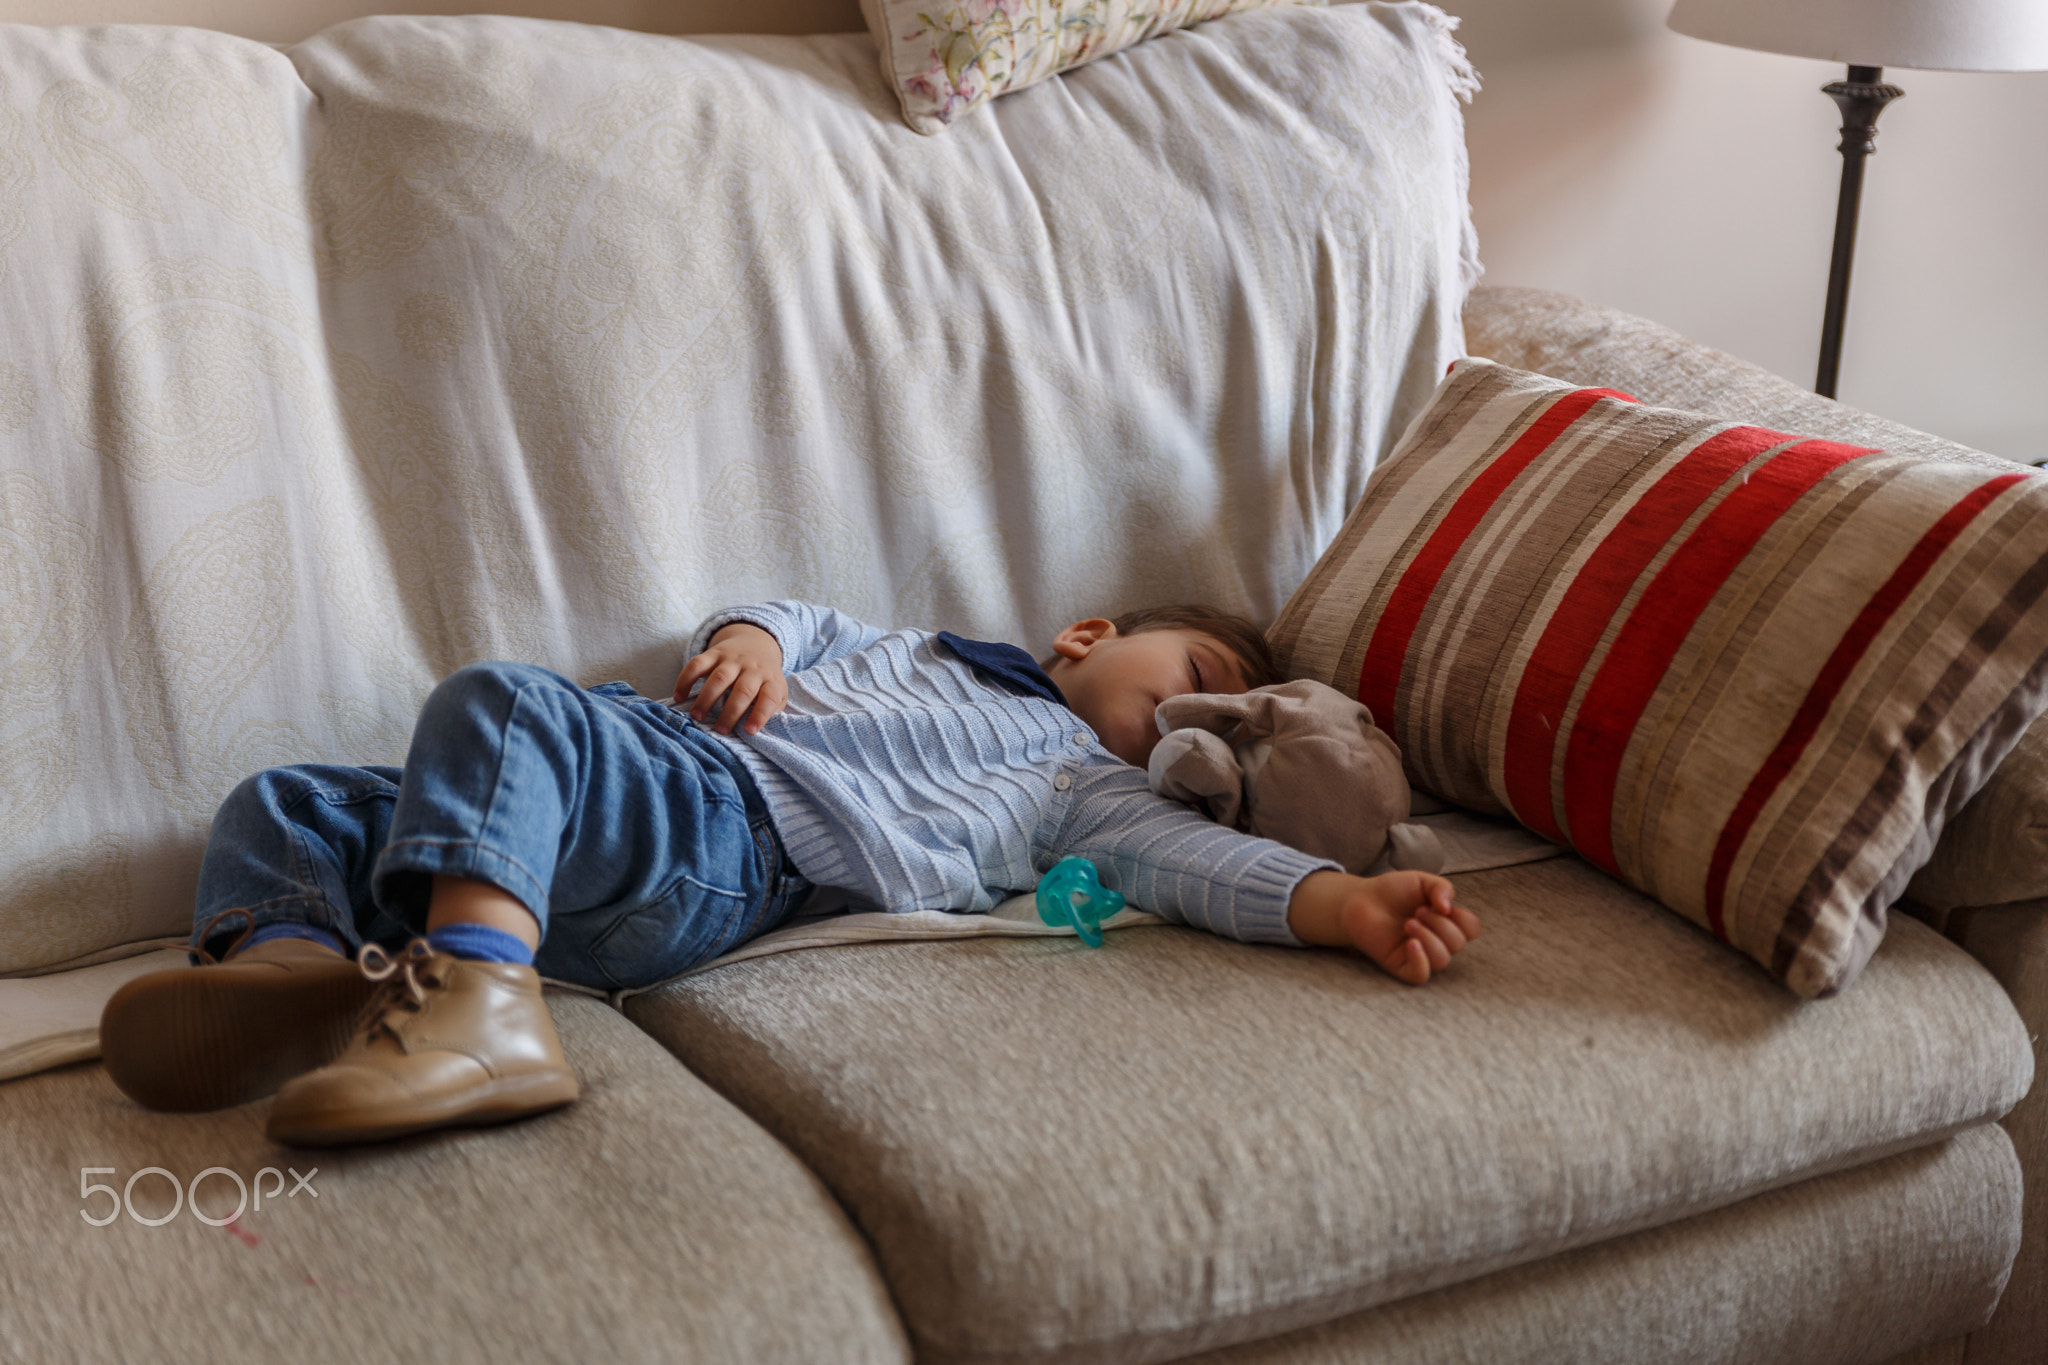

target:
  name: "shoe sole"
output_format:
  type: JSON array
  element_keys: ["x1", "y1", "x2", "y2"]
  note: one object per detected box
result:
[
  {"x1": 100, "y1": 965, "x2": 378, "y2": 1113},
  {"x1": 266, "y1": 1070, "x2": 580, "y2": 1147}
]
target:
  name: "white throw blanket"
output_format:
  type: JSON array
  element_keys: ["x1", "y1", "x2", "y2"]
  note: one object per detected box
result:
[{"x1": 0, "y1": 3, "x2": 1481, "y2": 1078}]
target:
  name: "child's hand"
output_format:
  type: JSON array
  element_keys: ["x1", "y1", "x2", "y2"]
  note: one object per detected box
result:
[
  {"x1": 1285, "y1": 870, "x2": 1480, "y2": 985},
  {"x1": 673, "y1": 623, "x2": 788, "y2": 735}
]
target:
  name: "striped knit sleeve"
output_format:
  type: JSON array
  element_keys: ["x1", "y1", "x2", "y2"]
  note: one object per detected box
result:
[
  {"x1": 687, "y1": 601, "x2": 890, "y2": 674},
  {"x1": 1052, "y1": 764, "x2": 1337, "y2": 948}
]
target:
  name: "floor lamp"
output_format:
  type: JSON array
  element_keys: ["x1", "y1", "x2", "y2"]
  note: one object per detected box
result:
[{"x1": 1666, "y1": 0, "x2": 2048, "y2": 400}]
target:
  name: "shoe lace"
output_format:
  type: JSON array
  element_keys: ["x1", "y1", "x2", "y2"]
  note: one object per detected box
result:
[
  {"x1": 191, "y1": 907, "x2": 258, "y2": 964},
  {"x1": 351, "y1": 938, "x2": 447, "y2": 1042}
]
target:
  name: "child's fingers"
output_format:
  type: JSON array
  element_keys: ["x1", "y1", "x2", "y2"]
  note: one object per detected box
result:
[
  {"x1": 1450, "y1": 904, "x2": 1481, "y2": 941},
  {"x1": 1405, "y1": 918, "x2": 1452, "y2": 971},
  {"x1": 741, "y1": 680, "x2": 785, "y2": 735},
  {"x1": 1416, "y1": 910, "x2": 1467, "y2": 954},
  {"x1": 690, "y1": 661, "x2": 740, "y2": 721},
  {"x1": 715, "y1": 674, "x2": 766, "y2": 734},
  {"x1": 685, "y1": 659, "x2": 731, "y2": 716},
  {"x1": 1397, "y1": 938, "x2": 1431, "y2": 985},
  {"x1": 674, "y1": 649, "x2": 723, "y2": 697}
]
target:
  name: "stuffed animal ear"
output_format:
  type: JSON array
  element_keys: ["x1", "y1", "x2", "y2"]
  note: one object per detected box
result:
[
  {"x1": 1154, "y1": 690, "x2": 1269, "y2": 738},
  {"x1": 1263, "y1": 678, "x2": 1376, "y2": 732},
  {"x1": 1146, "y1": 728, "x2": 1245, "y2": 828}
]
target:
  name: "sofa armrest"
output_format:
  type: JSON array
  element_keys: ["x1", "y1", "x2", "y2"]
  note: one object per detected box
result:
[
  {"x1": 1909, "y1": 715, "x2": 2048, "y2": 912},
  {"x1": 1906, "y1": 900, "x2": 2046, "y2": 1364},
  {"x1": 1908, "y1": 901, "x2": 2048, "y2": 1032},
  {"x1": 1461, "y1": 285, "x2": 2021, "y2": 475}
]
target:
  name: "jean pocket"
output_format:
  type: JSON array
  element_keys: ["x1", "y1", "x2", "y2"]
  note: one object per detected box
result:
[{"x1": 584, "y1": 876, "x2": 752, "y2": 991}]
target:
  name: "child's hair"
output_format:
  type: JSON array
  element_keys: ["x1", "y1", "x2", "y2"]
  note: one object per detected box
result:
[{"x1": 1111, "y1": 604, "x2": 1281, "y2": 690}]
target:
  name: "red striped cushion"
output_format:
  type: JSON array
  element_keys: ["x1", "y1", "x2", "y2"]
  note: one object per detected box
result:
[{"x1": 1271, "y1": 359, "x2": 2048, "y2": 996}]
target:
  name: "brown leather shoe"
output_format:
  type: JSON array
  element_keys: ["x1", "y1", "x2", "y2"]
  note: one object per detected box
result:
[
  {"x1": 100, "y1": 914, "x2": 377, "y2": 1114},
  {"x1": 265, "y1": 940, "x2": 579, "y2": 1147}
]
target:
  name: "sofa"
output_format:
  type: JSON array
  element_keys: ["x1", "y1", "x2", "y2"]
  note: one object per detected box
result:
[{"x1": 0, "y1": 7, "x2": 2038, "y2": 1363}]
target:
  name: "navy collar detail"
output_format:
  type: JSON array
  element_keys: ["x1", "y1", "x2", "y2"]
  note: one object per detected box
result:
[{"x1": 936, "y1": 631, "x2": 1070, "y2": 710}]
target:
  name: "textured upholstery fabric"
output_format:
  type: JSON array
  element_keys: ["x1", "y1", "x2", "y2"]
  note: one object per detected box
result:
[
  {"x1": 1908, "y1": 899, "x2": 2048, "y2": 1365},
  {"x1": 1907, "y1": 713, "x2": 2048, "y2": 911},
  {"x1": 1460, "y1": 285, "x2": 2046, "y2": 1365},
  {"x1": 622, "y1": 854, "x2": 2032, "y2": 1365},
  {"x1": 1179, "y1": 1126, "x2": 2019, "y2": 1365},
  {"x1": 1883, "y1": 1344, "x2": 1968, "y2": 1365},
  {"x1": 1461, "y1": 285, "x2": 2018, "y2": 475},
  {"x1": 858, "y1": 0, "x2": 1327, "y2": 133},
  {"x1": 0, "y1": 993, "x2": 910, "y2": 1364},
  {"x1": 1269, "y1": 358, "x2": 2048, "y2": 997},
  {"x1": 0, "y1": 8, "x2": 1473, "y2": 975}
]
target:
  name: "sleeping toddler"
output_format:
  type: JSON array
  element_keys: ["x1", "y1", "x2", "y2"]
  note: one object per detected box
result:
[{"x1": 100, "y1": 601, "x2": 1479, "y2": 1146}]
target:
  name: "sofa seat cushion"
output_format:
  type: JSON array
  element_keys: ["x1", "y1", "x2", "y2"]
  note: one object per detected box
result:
[
  {"x1": 1181, "y1": 1125, "x2": 2020, "y2": 1365},
  {"x1": 622, "y1": 855, "x2": 2033, "y2": 1365},
  {"x1": 0, "y1": 993, "x2": 910, "y2": 1365}
]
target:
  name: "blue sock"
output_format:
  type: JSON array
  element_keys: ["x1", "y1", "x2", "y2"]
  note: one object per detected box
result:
[
  {"x1": 238, "y1": 923, "x2": 345, "y2": 956},
  {"x1": 426, "y1": 922, "x2": 535, "y2": 966}
]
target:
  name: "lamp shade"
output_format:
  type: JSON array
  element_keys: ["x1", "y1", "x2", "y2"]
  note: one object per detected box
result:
[{"x1": 1667, "y1": 0, "x2": 2048, "y2": 72}]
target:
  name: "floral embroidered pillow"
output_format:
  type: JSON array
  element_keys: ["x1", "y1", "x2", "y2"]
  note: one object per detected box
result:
[{"x1": 861, "y1": 0, "x2": 1327, "y2": 133}]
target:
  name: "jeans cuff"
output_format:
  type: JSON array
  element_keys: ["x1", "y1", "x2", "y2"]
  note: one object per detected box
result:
[
  {"x1": 187, "y1": 898, "x2": 355, "y2": 962},
  {"x1": 242, "y1": 922, "x2": 347, "y2": 955},
  {"x1": 372, "y1": 837, "x2": 550, "y2": 936}
]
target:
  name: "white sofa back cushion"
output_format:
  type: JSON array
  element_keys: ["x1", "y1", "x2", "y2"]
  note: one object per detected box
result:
[{"x1": 0, "y1": 4, "x2": 1476, "y2": 972}]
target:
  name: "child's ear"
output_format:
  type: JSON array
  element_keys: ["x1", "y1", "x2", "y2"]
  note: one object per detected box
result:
[{"x1": 1050, "y1": 618, "x2": 1117, "y2": 661}]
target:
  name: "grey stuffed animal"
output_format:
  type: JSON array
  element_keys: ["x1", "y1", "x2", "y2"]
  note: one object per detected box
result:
[{"x1": 1147, "y1": 679, "x2": 1444, "y2": 876}]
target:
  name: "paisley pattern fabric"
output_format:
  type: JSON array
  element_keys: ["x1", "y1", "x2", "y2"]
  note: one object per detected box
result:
[{"x1": 0, "y1": 5, "x2": 1475, "y2": 973}]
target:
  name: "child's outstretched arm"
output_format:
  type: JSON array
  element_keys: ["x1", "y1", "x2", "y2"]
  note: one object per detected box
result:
[
  {"x1": 1052, "y1": 765, "x2": 1479, "y2": 983},
  {"x1": 1286, "y1": 870, "x2": 1481, "y2": 985}
]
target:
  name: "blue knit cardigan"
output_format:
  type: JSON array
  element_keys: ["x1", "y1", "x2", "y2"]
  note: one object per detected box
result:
[{"x1": 684, "y1": 602, "x2": 1333, "y2": 948}]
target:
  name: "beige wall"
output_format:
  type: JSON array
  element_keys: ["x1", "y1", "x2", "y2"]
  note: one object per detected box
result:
[
  {"x1": 1452, "y1": 0, "x2": 2048, "y2": 464},
  {"x1": 8, "y1": 0, "x2": 2041, "y2": 459}
]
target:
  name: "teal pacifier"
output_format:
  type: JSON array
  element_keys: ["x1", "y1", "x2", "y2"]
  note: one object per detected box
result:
[{"x1": 1035, "y1": 856, "x2": 1125, "y2": 948}]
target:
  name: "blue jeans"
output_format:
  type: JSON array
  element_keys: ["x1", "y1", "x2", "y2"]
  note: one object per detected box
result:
[{"x1": 191, "y1": 663, "x2": 810, "y2": 991}]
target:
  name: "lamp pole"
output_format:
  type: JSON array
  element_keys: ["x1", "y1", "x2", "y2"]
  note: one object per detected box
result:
[{"x1": 1815, "y1": 65, "x2": 1904, "y2": 399}]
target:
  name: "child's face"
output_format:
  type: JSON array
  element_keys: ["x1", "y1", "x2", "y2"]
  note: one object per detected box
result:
[{"x1": 1045, "y1": 621, "x2": 1250, "y2": 768}]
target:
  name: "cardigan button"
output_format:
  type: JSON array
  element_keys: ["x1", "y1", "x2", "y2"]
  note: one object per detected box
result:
[{"x1": 1053, "y1": 773, "x2": 1072, "y2": 791}]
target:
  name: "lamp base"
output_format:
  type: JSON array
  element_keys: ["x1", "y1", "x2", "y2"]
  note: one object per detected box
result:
[{"x1": 1816, "y1": 65, "x2": 1904, "y2": 400}]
